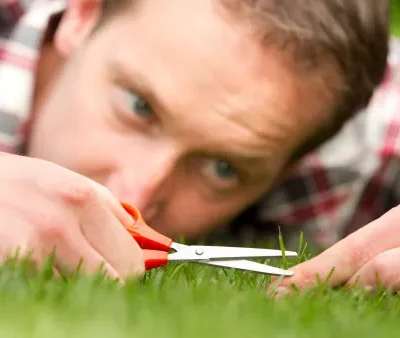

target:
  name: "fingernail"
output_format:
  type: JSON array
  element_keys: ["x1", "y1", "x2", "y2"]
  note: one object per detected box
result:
[
  {"x1": 273, "y1": 287, "x2": 290, "y2": 299},
  {"x1": 363, "y1": 285, "x2": 375, "y2": 294}
]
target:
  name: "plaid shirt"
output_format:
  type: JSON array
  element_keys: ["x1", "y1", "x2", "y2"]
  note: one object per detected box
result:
[{"x1": 1, "y1": 0, "x2": 400, "y2": 250}]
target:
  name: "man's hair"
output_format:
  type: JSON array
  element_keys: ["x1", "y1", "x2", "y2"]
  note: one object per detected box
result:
[
  {"x1": 220, "y1": 0, "x2": 390, "y2": 162},
  {"x1": 101, "y1": 0, "x2": 133, "y2": 22},
  {"x1": 102, "y1": 0, "x2": 130, "y2": 17},
  {"x1": 101, "y1": 0, "x2": 389, "y2": 162}
]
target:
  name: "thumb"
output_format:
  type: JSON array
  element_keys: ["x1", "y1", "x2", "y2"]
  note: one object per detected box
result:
[
  {"x1": 347, "y1": 247, "x2": 400, "y2": 291},
  {"x1": 84, "y1": 178, "x2": 135, "y2": 228},
  {"x1": 267, "y1": 255, "x2": 336, "y2": 296},
  {"x1": 268, "y1": 206, "x2": 400, "y2": 296},
  {"x1": 267, "y1": 237, "x2": 358, "y2": 294}
]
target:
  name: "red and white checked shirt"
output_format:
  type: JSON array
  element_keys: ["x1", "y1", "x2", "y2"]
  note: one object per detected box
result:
[{"x1": 1, "y1": 0, "x2": 400, "y2": 250}]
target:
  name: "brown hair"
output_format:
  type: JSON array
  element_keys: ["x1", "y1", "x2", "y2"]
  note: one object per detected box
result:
[
  {"x1": 220, "y1": 0, "x2": 390, "y2": 162},
  {"x1": 101, "y1": 0, "x2": 389, "y2": 161},
  {"x1": 100, "y1": 0, "x2": 133, "y2": 22}
]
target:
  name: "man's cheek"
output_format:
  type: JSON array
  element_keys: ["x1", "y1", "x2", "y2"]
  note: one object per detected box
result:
[{"x1": 166, "y1": 198, "x2": 241, "y2": 237}]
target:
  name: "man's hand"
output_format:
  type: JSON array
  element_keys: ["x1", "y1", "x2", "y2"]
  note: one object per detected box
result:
[
  {"x1": 0, "y1": 153, "x2": 145, "y2": 280},
  {"x1": 269, "y1": 205, "x2": 400, "y2": 296}
]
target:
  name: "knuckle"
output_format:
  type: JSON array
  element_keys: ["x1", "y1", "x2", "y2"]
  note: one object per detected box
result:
[
  {"x1": 345, "y1": 238, "x2": 375, "y2": 271},
  {"x1": 301, "y1": 269, "x2": 320, "y2": 286},
  {"x1": 59, "y1": 180, "x2": 95, "y2": 205},
  {"x1": 372, "y1": 256, "x2": 391, "y2": 278},
  {"x1": 371, "y1": 252, "x2": 400, "y2": 286},
  {"x1": 36, "y1": 211, "x2": 66, "y2": 242}
]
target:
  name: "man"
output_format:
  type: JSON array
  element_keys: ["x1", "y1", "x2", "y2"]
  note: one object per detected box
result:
[{"x1": 0, "y1": 0, "x2": 398, "y2": 292}]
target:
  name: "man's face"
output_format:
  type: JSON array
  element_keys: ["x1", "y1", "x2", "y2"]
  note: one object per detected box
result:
[{"x1": 28, "y1": 0, "x2": 326, "y2": 238}]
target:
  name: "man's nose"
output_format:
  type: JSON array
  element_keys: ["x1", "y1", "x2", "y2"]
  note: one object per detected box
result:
[{"x1": 106, "y1": 146, "x2": 179, "y2": 213}]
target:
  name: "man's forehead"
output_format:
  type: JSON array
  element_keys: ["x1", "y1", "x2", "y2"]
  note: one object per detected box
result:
[
  {"x1": 107, "y1": 0, "x2": 322, "y2": 161},
  {"x1": 112, "y1": 1, "x2": 297, "y2": 116}
]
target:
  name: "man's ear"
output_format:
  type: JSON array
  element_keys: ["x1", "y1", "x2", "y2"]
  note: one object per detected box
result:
[{"x1": 54, "y1": 0, "x2": 103, "y2": 58}]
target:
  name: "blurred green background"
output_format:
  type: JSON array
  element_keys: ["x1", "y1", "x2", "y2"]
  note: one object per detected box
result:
[{"x1": 393, "y1": 0, "x2": 400, "y2": 35}]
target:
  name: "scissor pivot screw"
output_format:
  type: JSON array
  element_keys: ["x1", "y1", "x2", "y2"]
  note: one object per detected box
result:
[{"x1": 195, "y1": 248, "x2": 204, "y2": 256}]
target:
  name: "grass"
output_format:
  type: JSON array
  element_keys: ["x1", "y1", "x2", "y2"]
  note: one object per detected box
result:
[
  {"x1": 392, "y1": 0, "x2": 400, "y2": 36},
  {"x1": 0, "y1": 235, "x2": 399, "y2": 338}
]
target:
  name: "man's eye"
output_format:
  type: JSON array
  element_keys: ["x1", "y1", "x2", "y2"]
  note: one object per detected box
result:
[
  {"x1": 201, "y1": 159, "x2": 239, "y2": 189},
  {"x1": 213, "y1": 160, "x2": 236, "y2": 179},
  {"x1": 126, "y1": 90, "x2": 154, "y2": 119}
]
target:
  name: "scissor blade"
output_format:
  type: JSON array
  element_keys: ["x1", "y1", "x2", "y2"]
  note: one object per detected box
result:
[
  {"x1": 198, "y1": 259, "x2": 294, "y2": 276},
  {"x1": 168, "y1": 245, "x2": 297, "y2": 262}
]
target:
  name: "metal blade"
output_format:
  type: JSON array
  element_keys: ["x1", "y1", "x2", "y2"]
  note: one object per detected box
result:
[
  {"x1": 168, "y1": 245, "x2": 297, "y2": 262},
  {"x1": 198, "y1": 259, "x2": 294, "y2": 276}
]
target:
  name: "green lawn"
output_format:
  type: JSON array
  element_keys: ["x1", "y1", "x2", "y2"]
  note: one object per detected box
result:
[
  {"x1": 392, "y1": 0, "x2": 400, "y2": 35},
  {"x1": 1, "y1": 252, "x2": 400, "y2": 338},
  {"x1": 0, "y1": 232, "x2": 399, "y2": 338}
]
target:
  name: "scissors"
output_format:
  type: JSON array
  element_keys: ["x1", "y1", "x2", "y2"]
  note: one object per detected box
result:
[{"x1": 121, "y1": 202, "x2": 297, "y2": 276}]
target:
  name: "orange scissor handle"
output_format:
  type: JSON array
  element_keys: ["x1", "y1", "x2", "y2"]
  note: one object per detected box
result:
[
  {"x1": 121, "y1": 202, "x2": 172, "y2": 252},
  {"x1": 142, "y1": 250, "x2": 169, "y2": 270},
  {"x1": 121, "y1": 202, "x2": 172, "y2": 270}
]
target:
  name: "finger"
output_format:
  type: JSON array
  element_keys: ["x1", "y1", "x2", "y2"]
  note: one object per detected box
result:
[
  {"x1": 84, "y1": 178, "x2": 135, "y2": 228},
  {"x1": 36, "y1": 169, "x2": 135, "y2": 229},
  {"x1": 269, "y1": 206, "x2": 400, "y2": 293},
  {"x1": 49, "y1": 232, "x2": 122, "y2": 281},
  {"x1": 52, "y1": 268, "x2": 61, "y2": 279},
  {"x1": 77, "y1": 197, "x2": 145, "y2": 279},
  {"x1": 8, "y1": 202, "x2": 123, "y2": 281},
  {"x1": 347, "y1": 247, "x2": 400, "y2": 291}
]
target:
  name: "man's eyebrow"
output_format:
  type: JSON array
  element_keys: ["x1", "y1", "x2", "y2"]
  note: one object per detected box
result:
[
  {"x1": 225, "y1": 146, "x2": 281, "y2": 176},
  {"x1": 232, "y1": 157, "x2": 272, "y2": 182},
  {"x1": 230, "y1": 155, "x2": 266, "y2": 165},
  {"x1": 213, "y1": 150, "x2": 272, "y2": 172},
  {"x1": 114, "y1": 61, "x2": 169, "y2": 113}
]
